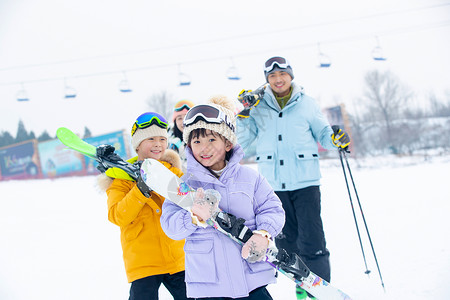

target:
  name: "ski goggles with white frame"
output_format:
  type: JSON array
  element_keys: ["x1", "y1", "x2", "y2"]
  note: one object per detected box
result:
[
  {"x1": 183, "y1": 105, "x2": 235, "y2": 133},
  {"x1": 131, "y1": 112, "x2": 168, "y2": 136},
  {"x1": 264, "y1": 56, "x2": 291, "y2": 73}
]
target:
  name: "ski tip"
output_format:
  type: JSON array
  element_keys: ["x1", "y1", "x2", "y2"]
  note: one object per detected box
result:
[{"x1": 56, "y1": 127, "x2": 70, "y2": 138}]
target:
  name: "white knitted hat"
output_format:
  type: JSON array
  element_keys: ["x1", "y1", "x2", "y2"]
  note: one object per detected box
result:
[
  {"x1": 183, "y1": 95, "x2": 237, "y2": 146},
  {"x1": 131, "y1": 112, "x2": 169, "y2": 151}
]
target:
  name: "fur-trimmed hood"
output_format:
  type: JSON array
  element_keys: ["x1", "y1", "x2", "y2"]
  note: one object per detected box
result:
[{"x1": 97, "y1": 149, "x2": 182, "y2": 192}]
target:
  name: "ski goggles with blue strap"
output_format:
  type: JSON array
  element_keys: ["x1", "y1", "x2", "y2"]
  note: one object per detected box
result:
[
  {"x1": 174, "y1": 100, "x2": 193, "y2": 112},
  {"x1": 183, "y1": 105, "x2": 235, "y2": 133},
  {"x1": 264, "y1": 56, "x2": 291, "y2": 73},
  {"x1": 131, "y1": 112, "x2": 168, "y2": 136}
]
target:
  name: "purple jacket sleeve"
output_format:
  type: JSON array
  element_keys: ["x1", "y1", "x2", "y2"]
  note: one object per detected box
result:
[
  {"x1": 160, "y1": 199, "x2": 198, "y2": 240},
  {"x1": 253, "y1": 172, "x2": 285, "y2": 238}
]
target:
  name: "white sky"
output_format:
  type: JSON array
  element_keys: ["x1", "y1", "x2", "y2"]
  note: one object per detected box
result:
[{"x1": 1, "y1": 0, "x2": 449, "y2": 137}]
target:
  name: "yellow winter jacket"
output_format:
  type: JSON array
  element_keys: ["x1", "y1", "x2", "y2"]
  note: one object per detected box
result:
[{"x1": 98, "y1": 150, "x2": 185, "y2": 283}]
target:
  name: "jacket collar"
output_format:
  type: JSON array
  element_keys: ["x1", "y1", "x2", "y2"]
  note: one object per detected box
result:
[{"x1": 264, "y1": 81, "x2": 304, "y2": 111}]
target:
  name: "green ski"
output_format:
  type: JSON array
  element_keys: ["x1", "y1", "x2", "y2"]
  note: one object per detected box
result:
[
  {"x1": 56, "y1": 127, "x2": 97, "y2": 159},
  {"x1": 56, "y1": 127, "x2": 140, "y2": 180}
]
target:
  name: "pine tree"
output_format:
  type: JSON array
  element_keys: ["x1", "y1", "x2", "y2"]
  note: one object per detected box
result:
[
  {"x1": 37, "y1": 130, "x2": 53, "y2": 142},
  {"x1": 15, "y1": 120, "x2": 29, "y2": 143},
  {"x1": 83, "y1": 126, "x2": 92, "y2": 138},
  {"x1": 0, "y1": 131, "x2": 15, "y2": 147}
]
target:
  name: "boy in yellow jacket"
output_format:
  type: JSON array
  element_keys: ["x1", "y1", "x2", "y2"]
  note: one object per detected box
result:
[{"x1": 98, "y1": 112, "x2": 189, "y2": 300}]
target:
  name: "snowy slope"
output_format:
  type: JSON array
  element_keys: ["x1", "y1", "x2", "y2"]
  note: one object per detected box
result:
[{"x1": 0, "y1": 154, "x2": 449, "y2": 300}]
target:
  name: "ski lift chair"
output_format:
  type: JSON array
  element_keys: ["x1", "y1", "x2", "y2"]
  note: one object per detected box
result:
[
  {"x1": 64, "y1": 86, "x2": 77, "y2": 98},
  {"x1": 118, "y1": 79, "x2": 132, "y2": 92},
  {"x1": 317, "y1": 43, "x2": 331, "y2": 68},
  {"x1": 372, "y1": 36, "x2": 387, "y2": 61},
  {"x1": 372, "y1": 46, "x2": 387, "y2": 61},
  {"x1": 318, "y1": 53, "x2": 332, "y2": 68},
  {"x1": 16, "y1": 84, "x2": 29, "y2": 102},
  {"x1": 63, "y1": 79, "x2": 77, "y2": 98},
  {"x1": 226, "y1": 66, "x2": 241, "y2": 80},
  {"x1": 179, "y1": 72, "x2": 191, "y2": 86},
  {"x1": 118, "y1": 72, "x2": 133, "y2": 92}
]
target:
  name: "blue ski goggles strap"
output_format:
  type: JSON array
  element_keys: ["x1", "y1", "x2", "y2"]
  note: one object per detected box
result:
[
  {"x1": 174, "y1": 104, "x2": 191, "y2": 112},
  {"x1": 183, "y1": 105, "x2": 235, "y2": 133},
  {"x1": 264, "y1": 56, "x2": 291, "y2": 73},
  {"x1": 131, "y1": 112, "x2": 168, "y2": 136}
]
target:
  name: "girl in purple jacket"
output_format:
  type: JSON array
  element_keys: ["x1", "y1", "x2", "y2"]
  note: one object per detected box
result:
[{"x1": 160, "y1": 95, "x2": 285, "y2": 299}]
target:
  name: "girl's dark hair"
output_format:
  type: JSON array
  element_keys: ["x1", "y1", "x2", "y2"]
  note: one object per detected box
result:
[
  {"x1": 172, "y1": 122, "x2": 183, "y2": 140},
  {"x1": 188, "y1": 128, "x2": 233, "y2": 161}
]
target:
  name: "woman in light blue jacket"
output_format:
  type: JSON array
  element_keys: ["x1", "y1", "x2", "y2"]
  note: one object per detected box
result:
[
  {"x1": 236, "y1": 56, "x2": 350, "y2": 299},
  {"x1": 160, "y1": 95, "x2": 285, "y2": 299}
]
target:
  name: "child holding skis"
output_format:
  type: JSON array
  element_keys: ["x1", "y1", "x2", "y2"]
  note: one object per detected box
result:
[
  {"x1": 160, "y1": 96, "x2": 285, "y2": 299},
  {"x1": 97, "y1": 112, "x2": 190, "y2": 300}
]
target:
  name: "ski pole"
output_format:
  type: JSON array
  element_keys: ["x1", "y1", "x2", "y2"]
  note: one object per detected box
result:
[
  {"x1": 340, "y1": 149, "x2": 386, "y2": 291},
  {"x1": 337, "y1": 149, "x2": 371, "y2": 276}
]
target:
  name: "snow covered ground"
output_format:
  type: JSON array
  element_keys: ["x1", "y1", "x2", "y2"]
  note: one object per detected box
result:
[{"x1": 1, "y1": 154, "x2": 449, "y2": 300}]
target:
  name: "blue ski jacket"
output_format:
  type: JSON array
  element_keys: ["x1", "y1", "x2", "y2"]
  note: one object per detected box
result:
[
  {"x1": 160, "y1": 145, "x2": 285, "y2": 298},
  {"x1": 237, "y1": 82, "x2": 337, "y2": 191}
]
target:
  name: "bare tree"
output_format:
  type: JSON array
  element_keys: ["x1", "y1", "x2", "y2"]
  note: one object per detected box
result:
[
  {"x1": 360, "y1": 70, "x2": 413, "y2": 153},
  {"x1": 429, "y1": 92, "x2": 450, "y2": 117},
  {"x1": 146, "y1": 90, "x2": 177, "y2": 122}
]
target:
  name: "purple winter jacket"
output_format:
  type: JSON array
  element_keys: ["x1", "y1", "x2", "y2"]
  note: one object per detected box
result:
[{"x1": 160, "y1": 144, "x2": 285, "y2": 298}]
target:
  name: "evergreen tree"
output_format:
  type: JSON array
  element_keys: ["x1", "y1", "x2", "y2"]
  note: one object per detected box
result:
[
  {"x1": 0, "y1": 131, "x2": 15, "y2": 147},
  {"x1": 15, "y1": 120, "x2": 29, "y2": 143},
  {"x1": 37, "y1": 130, "x2": 53, "y2": 142},
  {"x1": 83, "y1": 127, "x2": 92, "y2": 138}
]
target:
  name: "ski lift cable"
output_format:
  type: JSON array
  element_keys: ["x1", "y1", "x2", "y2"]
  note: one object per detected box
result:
[
  {"x1": 1, "y1": 19, "x2": 449, "y2": 87},
  {"x1": 1, "y1": 3, "x2": 448, "y2": 73}
]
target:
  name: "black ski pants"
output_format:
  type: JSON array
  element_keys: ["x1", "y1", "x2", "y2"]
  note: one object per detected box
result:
[
  {"x1": 275, "y1": 186, "x2": 331, "y2": 282},
  {"x1": 129, "y1": 271, "x2": 191, "y2": 300}
]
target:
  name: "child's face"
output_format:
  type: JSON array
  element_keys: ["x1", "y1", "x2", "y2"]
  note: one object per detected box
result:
[
  {"x1": 190, "y1": 129, "x2": 232, "y2": 171},
  {"x1": 137, "y1": 136, "x2": 167, "y2": 161},
  {"x1": 175, "y1": 114, "x2": 186, "y2": 132}
]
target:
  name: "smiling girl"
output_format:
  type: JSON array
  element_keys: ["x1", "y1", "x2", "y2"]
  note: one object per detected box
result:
[{"x1": 160, "y1": 96, "x2": 285, "y2": 299}]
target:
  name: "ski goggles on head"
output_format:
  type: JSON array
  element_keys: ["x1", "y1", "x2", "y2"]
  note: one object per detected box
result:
[
  {"x1": 183, "y1": 105, "x2": 235, "y2": 133},
  {"x1": 264, "y1": 56, "x2": 291, "y2": 73},
  {"x1": 131, "y1": 112, "x2": 168, "y2": 136},
  {"x1": 174, "y1": 100, "x2": 193, "y2": 112}
]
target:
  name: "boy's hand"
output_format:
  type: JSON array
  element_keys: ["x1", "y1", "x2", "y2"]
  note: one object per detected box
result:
[{"x1": 136, "y1": 169, "x2": 151, "y2": 198}]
